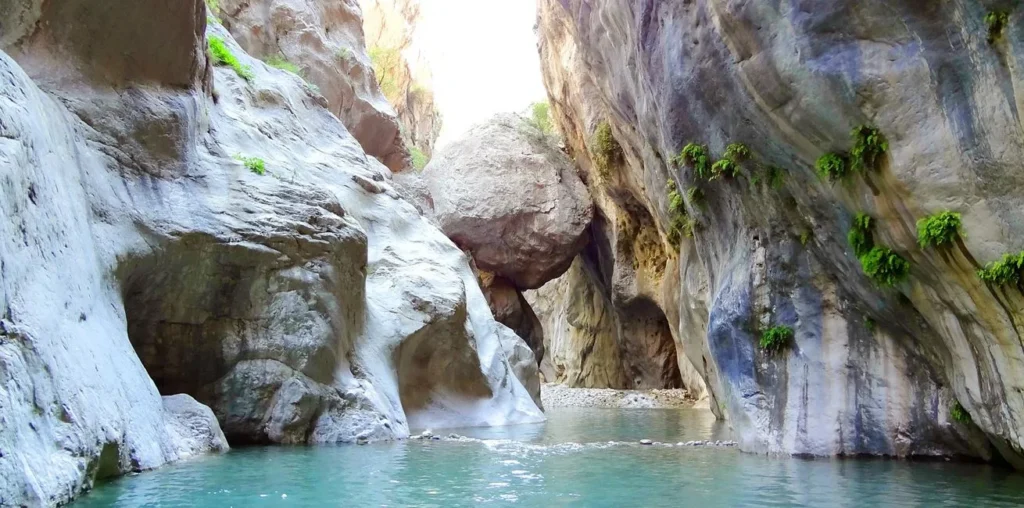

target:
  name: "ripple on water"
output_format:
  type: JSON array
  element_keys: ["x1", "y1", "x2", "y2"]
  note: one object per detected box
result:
[{"x1": 74, "y1": 408, "x2": 1024, "y2": 507}]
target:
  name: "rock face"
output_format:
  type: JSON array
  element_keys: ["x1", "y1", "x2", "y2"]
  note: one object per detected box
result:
[
  {"x1": 478, "y1": 272, "x2": 544, "y2": 364},
  {"x1": 423, "y1": 113, "x2": 594, "y2": 290},
  {"x1": 360, "y1": 0, "x2": 443, "y2": 162},
  {"x1": 0, "y1": 2, "x2": 541, "y2": 504},
  {"x1": 214, "y1": 0, "x2": 409, "y2": 171},
  {"x1": 536, "y1": 0, "x2": 1023, "y2": 463}
]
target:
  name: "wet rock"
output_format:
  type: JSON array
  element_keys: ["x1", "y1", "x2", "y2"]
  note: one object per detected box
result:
[{"x1": 639, "y1": 439, "x2": 653, "y2": 445}]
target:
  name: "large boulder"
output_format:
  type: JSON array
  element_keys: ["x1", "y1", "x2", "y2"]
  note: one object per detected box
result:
[{"x1": 423, "y1": 113, "x2": 593, "y2": 289}]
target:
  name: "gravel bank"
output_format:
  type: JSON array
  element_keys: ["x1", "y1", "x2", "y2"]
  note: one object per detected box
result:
[{"x1": 540, "y1": 383, "x2": 694, "y2": 409}]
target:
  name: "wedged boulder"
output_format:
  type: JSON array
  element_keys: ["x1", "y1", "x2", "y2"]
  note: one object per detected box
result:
[
  {"x1": 215, "y1": 0, "x2": 408, "y2": 171},
  {"x1": 423, "y1": 113, "x2": 593, "y2": 289}
]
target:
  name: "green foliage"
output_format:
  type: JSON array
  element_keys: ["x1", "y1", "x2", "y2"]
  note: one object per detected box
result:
[
  {"x1": 815, "y1": 152, "x2": 849, "y2": 182},
  {"x1": 677, "y1": 143, "x2": 711, "y2": 180},
  {"x1": 849, "y1": 125, "x2": 888, "y2": 173},
  {"x1": 591, "y1": 122, "x2": 622, "y2": 177},
  {"x1": 530, "y1": 102, "x2": 554, "y2": 135},
  {"x1": 760, "y1": 325, "x2": 794, "y2": 353},
  {"x1": 766, "y1": 166, "x2": 785, "y2": 189},
  {"x1": 986, "y1": 11, "x2": 1010, "y2": 44},
  {"x1": 859, "y1": 246, "x2": 910, "y2": 287},
  {"x1": 950, "y1": 401, "x2": 972, "y2": 424},
  {"x1": 977, "y1": 251, "x2": 1024, "y2": 287},
  {"x1": 724, "y1": 142, "x2": 750, "y2": 161},
  {"x1": 336, "y1": 47, "x2": 353, "y2": 61},
  {"x1": 369, "y1": 45, "x2": 403, "y2": 104},
  {"x1": 266, "y1": 56, "x2": 301, "y2": 75},
  {"x1": 917, "y1": 211, "x2": 962, "y2": 249},
  {"x1": 208, "y1": 36, "x2": 254, "y2": 81},
  {"x1": 409, "y1": 147, "x2": 429, "y2": 170},
  {"x1": 666, "y1": 180, "x2": 693, "y2": 247},
  {"x1": 205, "y1": 0, "x2": 220, "y2": 21},
  {"x1": 848, "y1": 212, "x2": 875, "y2": 257},
  {"x1": 235, "y1": 155, "x2": 266, "y2": 175},
  {"x1": 799, "y1": 230, "x2": 813, "y2": 247},
  {"x1": 686, "y1": 186, "x2": 704, "y2": 208},
  {"x1": 711, "y1": 159, "x2": 739, "y2": 180},
  {"x1": 864, "y1": 317, "x2": 876, "y2": 332}
]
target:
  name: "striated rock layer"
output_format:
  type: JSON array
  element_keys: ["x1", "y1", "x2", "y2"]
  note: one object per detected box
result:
[
  {"x1": 537, "y1": 0, "x2": 1022, "y2": 463},
  {"x1": 0, "y1": 1, "x2": 541, "y2": 504}
]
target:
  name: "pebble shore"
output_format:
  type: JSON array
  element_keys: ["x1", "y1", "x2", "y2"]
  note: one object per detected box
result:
[{"x1": 540, "y1": 383, "x2": 694, "y2": 408}]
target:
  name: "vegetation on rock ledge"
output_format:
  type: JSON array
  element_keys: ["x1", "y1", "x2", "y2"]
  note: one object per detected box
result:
[
  {"x1": 986, "y1": 11, "x2": 1010, "y2": 44},
  {"x1": 676, "y1": 143, "x2": 711, "y2": 180},
  {"x1": 530, "y1": 102, "x2": 554, "y2": 135},
  {"x1": 816, "y1": 152, "x2": 849, "y2": 182},
  {"x1": 235, "y1": 155, "x2": 266, "y2": 175},
  {"x1": 951, "y1": 401, "x2": 972, "y2": 424},
  {"x1": 848, "y1": 212, "x2": 875, "y2": 257},
  {"x1": 977, "y1": 251, "x2": 1024, "y2": 288},
  {"x1": 209, "y1": 36, "x2": 254, "y2": 82},
  {"x1": 724, "y1": 142, "x2": 750, "y2": 162},
  {"x1": 860, "y1": 246, "x2": 910, "y2": 287},
  {"x1": 409, "y1": 147, "x2": 429, "y2": 171},
  {"x1": 850, "y1": 125, "x2": 888, "y2": 173},
  {"x1": 266, "y1": 56, "x2": 301, "y2": 75},
  {"x1": 666, "y1": 180, "x2": 694, "y2": 247},
  {"x1": 760, "y1": 325, "x2": 794, "y2": 353},
  {"x1": 591, "y1": 121, "x2": 622, "y2": 178},
  {"x1": 711, "y1": 158, "x2": 739, "y2": 180},
  {"x1": 917, "y1": 211, "x2": 962, "y2": 249}
]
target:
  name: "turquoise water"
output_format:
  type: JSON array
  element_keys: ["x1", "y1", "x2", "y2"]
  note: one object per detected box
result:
[{"x1": 77, "y1": 408, "x2": 1024, "y2": 507}]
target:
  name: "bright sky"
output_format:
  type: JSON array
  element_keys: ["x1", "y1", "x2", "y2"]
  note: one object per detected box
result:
[{"x1": 416, "y1": 0, "x2": 548, "y2": 149}]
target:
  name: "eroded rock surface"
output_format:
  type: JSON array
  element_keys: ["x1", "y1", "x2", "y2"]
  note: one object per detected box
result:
[
  {"x1": 0, "y1": 3, "x2": 541, "y2": 504},
  {"x1": 537, "y1": 0, "x2": 1021, "y2": 463},
  {"x1": 215, "y1": 0, "x2": 409, "y2": 171},
  {"x1": 423, "y1": 113, "x2": 593, "y2": 289}
]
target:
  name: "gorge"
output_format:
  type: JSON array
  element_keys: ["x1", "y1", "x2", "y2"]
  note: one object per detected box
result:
[{"x1": 2, "y1": 0, "x2": 1024, "y2": 506}]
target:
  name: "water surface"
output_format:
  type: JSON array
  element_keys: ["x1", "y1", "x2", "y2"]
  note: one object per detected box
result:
[{"x1": 77, "y1": 408, "x2": 1024, "y2": 507}]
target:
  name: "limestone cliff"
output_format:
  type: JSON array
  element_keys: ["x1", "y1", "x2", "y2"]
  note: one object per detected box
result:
[
  {"x1": 0, "y1": 1, "x2": 540, "y2": 504},
  {"x1": 536, "y1": 0, "x2": 1022, "y2": 464},
  {"x1": 213, "y1": 0, "x2": 410, "y2": 171},
  {"x1": 361, "y1": 0, "x2": 443, "y2": 168}
]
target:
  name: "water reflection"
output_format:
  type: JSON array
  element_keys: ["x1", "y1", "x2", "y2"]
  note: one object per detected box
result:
[{"x1": 76, "y1": 408, "x2": 1024, "y2": 507}]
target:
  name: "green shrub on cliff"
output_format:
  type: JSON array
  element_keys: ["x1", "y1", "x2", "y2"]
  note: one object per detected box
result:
[
  {"x1": 677, "y1": 143, "x2": 711, "y2": 180},
  {"x1": 917, "y1": 211, "x2": 962, "y2": 249},
  {"x1": 724, "y1": 142, "x2": 750, "y2": 161},
  {"x1": 591, "y1": 121, "x2": 622, "y2": 178},
  {"x1": 815, "y1": 153, "x2": 849, "y2": 182},
  {"x1": 266, "y1": 56, "x2": 301, "y2": 75},
  {"x1": 849, "y1": 125, "x2": 888, "y2": 173},
  {"x1": 686, "y1": 186, "x2": 705, "y2": 209},
  {"x1": 666, "y1": 180, "x2": 693, "y2": 247},
  {"x1": 986, "y1": 11, "x2": 1010, "y2": 44},
  {"x1": 950, "y1": 401, "x2": 972, "y2": 424},
  {"x1": 977, "y1": 251, "x2": 1024, "y2": 287},
  {"x1": 235, "y1": 155, "x2": 266, "y2": 175},
  {"x1": 760, "y1": 325, "x2": 793, "y2": 353},
  {"x1": 530, "y1": 102, "x2": 554, "y2": 135},
  {"x1": 711, "y1": 158, "x2": 739, "y2": 180},
  {"x1": 766, "y1": 166, "x2": 785, "y2": 189},
  {"x1": 409, "y1": 147, "x2": 429, "y2": 170},
  {"x1": 208, "y1": 36, "x2": 254, "y2": 82},
  {"x1": 848, "y1": 212, "x2": 875, "y2": 256},
  {"x1": 859, "y1": 246, "x2": 910, "y2": 287}
]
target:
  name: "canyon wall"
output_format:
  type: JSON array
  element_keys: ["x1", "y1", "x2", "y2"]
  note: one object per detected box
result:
[
  {"x1": 0, "y1": 1, "x2": 540, "y2": 504},
  {"x1": 536, "y1": 0, "x2": 1022, "y2": 464}
]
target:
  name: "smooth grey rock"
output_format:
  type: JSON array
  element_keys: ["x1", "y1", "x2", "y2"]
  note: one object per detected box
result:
[{"x1": 498, "y1": 325, "x2": 543, "y2": 411}]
